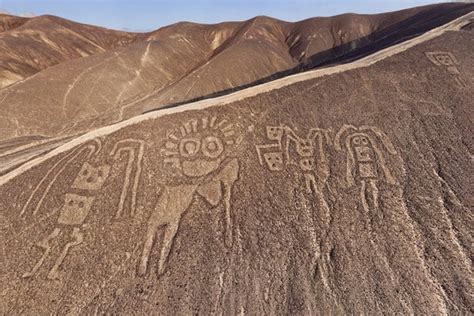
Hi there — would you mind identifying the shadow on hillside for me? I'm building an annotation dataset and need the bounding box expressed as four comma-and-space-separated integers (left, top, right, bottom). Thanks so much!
143, 3, 474, 114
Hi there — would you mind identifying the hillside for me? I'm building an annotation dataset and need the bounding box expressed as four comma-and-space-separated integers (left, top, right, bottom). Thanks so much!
0, 14, 141, 88
0, 3, 472, 146
0, 8, 473, 314
0, 14, 28, 32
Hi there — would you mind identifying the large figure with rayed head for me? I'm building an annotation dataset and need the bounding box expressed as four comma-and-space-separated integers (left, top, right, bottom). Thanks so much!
139, 116, 241, 277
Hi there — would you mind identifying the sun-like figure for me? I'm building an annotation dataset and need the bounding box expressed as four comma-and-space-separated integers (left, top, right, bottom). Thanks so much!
161, 116, 240, 179
139, 116, 241, 277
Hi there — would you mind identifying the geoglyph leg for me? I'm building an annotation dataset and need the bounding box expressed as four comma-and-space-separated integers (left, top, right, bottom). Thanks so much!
157, 221, 180, 276
139, 184, 197, 276
220, 159, 239, 248
47, 227, 84, 280
360, 180, 370, 214
304, 173, 330, 226
22, 228, 61, 278
369, 179, 379, 209
138, 215, 162, 276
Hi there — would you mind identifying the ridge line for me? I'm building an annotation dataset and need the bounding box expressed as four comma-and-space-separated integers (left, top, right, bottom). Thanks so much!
0, 11, 472, 186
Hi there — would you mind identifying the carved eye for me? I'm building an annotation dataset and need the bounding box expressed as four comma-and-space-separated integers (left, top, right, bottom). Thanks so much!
360, 136, 369, 145
78, 201, 84, 208
179, 138, 201, 157
436, 56, 452, 66
202, 136, 224, 159
98, 170, 103, 177
352, 136, 361, 145
68, 200, 74, 206
82, 169, 88, 176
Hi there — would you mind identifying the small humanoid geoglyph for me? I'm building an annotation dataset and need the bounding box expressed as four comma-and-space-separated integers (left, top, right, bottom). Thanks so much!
256, 124, 331, 219
138, 116, 241, 277
20, 140, 103, 219
335, 125, 399, 212
23, 160, 110, 280
425, 51, 467, 88
21, 138, 146, 280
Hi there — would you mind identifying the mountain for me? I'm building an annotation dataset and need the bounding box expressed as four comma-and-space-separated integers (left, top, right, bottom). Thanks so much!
0, 6, 473, 314
0, 14, 142, 88
0, 3, 472, 147
0, 13, 28, 32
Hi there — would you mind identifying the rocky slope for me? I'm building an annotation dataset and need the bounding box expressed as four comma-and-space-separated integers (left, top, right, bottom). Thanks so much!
0, 14, 141, 88
0, 3, 472, 145
0, 14, 28, 32
0, 9, 472, 314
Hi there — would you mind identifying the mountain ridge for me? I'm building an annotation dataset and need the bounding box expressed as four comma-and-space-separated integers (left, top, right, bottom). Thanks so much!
1, 10, 472, 182
0, 3, 472, 176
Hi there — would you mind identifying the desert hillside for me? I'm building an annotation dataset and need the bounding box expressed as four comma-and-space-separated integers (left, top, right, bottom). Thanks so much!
0, 3, 473, 314
0, 3, 472, 141
0, 3, 472, 177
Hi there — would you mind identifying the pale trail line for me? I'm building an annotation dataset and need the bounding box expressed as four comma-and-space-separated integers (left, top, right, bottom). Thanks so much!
62, 52, 121, 118
432, 168, 473, 275
0, 12, 472, 186
0, 135, 74, 159
66, 28, 107, 52
0, 139, 73, 175
117, 42, 153, 119
140, 41, 152, 65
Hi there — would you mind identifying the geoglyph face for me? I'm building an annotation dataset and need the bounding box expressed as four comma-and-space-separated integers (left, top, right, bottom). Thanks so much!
434, 54, 456, 66
71, 162, 110, 191
57, 193, 95, 226
426, 52, 458, 67
179, 135, 224, 159
163, 116, 241, 178
351, 135, 369, 147
349, 133, 378, 178
351, 134, 374, 162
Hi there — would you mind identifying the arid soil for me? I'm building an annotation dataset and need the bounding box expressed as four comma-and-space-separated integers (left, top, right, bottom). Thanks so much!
0, 14, 141, 88
0, 3, 472, 143
0, 7, 472, 314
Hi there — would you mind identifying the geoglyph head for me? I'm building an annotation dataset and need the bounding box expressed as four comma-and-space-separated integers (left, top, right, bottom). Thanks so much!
71, 162, 110, 191
425, 52, 458, 67
335, 125, 399, 186
162, 116, 241, 179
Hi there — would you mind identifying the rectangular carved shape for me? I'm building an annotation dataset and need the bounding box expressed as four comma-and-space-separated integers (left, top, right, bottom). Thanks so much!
358, 163, 378, 179
71, 162, 110, 191
57, 193, 95, 225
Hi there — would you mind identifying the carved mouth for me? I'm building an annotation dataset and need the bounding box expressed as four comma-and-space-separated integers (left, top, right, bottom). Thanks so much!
181, 159, 222, 177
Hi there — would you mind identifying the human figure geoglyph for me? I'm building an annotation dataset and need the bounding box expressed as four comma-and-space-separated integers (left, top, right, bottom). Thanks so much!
22, 158, 110, 280
138, 116, 241, 277
425, 51, 467, 88
21, 138, 145, 280
256, 124, 332, 222
335, 125, 399, 212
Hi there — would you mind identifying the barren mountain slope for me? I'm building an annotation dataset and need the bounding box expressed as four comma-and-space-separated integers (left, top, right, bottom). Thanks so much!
0, 14, 28, 32
0, 11, 472, 314
0, 3, 471, 146
0, 14, 141, 88
138, 2, 474, 111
